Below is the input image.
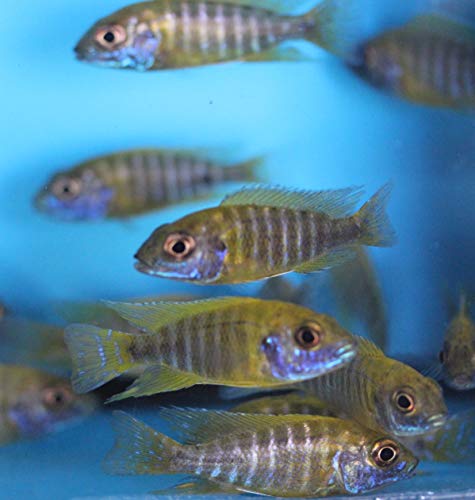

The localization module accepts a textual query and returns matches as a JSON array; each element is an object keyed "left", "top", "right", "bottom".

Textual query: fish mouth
[
  {"left": 448, "top": 374, "right": 475, "bottom": 390},
  {"left": 425, "top": 413, "right": 448, "bottom": 430}
]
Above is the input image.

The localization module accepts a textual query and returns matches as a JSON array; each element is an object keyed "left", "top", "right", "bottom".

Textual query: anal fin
[
  {"left": 294, "top": 246, "right": 357, "bottom": 274},
  {"left": 243, "top": 44, "right": 312, "bottom": 63},
  {"left": 151, "top": 477, "right": 236, "bottom": 495}
]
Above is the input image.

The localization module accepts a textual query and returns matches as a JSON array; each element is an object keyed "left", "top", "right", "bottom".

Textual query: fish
[
  {"left": 73, "top": 0, "right": 349, "bottom": 71},
  {"left": 297, "top": 336, "right": 448, "bottom": 437},
  {"left": 352, "top": 15, "right": 475, "bottom": 108},
  {"left": 438, "top": 292, "right": 475, "bottom": 390},
  {"left": 329, "top": 247, "right": 388, "bottom": 350},
  {"left": 0, "top": 317, "right": 70, "bottom": 374},
  {"left": 0, "top": 364, "right": 97, "bottom": 445},
  {"left": 64, "top": 296, "right": 357, "bottom": 401},
  {"left": 104, "top": 408, "right": 418, "bottom": 496},
  {"left": 35, "top": 149, "right": 261, "bottom": 220},
  {"left": 231, "top": 393, "right": 475, "bottom": 463},
  {"left": 134, "top": 183, "right": 396, "bottom": 284}
]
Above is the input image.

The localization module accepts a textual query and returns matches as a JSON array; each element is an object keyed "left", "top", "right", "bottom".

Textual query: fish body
[
  {"left": 439, "top": 293, "right": 475, "bottom": 390},
  {"left": 35, "top": 149, "right": 260, "bottom": 220},
  {"left": 134, "top": 184, "right": 395, "bottom": 284},
  {"left": 0, "top": 364, "right": 97, "bottom": 445},
  {"left": 231, "top": 394, "right": 475, "bottom": 464},
  {"left": 64, "top": 297, "right": 357, "bottom": 400},
  {"left": 105, "top": 409, "right": 418, "bottom": 496},
  {"left": 73, "top": 0, "right": 342, "bottom": 70},
  {"left": 354, "top": 15, "right": 475, "bottom": 108},
  {"left": 297, "top": 336, "right": 448, "bottom": 437}
]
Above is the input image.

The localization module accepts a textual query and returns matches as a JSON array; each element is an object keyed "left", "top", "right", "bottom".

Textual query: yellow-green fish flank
[
  {"left": 105, "top": 409, "right": 418, "bottom": 496},
  {"left": 35, "top": 149, "right": 260, "bottom": 220},
  {"left": 354, "top": 15, "right": 475, "bottom": 108},
  {"left": 73, "top": 0, "right": 344, "bottom": 70},
  {"left": 297, "top": 336, "right": 448, "bottom": 437},
  {"left": 64, "top": 297, "right": 357, "bottom": 400},
  {"left": 135, "top": 184, "right": 395, "bottom": 284},
  {"left": 0, "top": 364, "right": 97, "bottom": 445},
  {"left": 439, "top": 293, "right": 475, "bottom": 390}
]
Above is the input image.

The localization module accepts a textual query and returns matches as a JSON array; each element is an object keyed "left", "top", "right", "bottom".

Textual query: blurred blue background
[{"left": 1, "top": 0, "right": 475, "bottom": 498}]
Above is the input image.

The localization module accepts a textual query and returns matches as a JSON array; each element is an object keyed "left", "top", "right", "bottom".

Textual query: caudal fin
[
  {"left": 103, "top": 411, "right": 181, "bottom": 475},
  {"left": 224, "top": 156, "right": 265, "bottom": 183},
  {"left": 64, "top": 324, "right": 135, "bottom": 393},
  {"left": 356, "top": 183, "right": 396, "bottom": 247}
]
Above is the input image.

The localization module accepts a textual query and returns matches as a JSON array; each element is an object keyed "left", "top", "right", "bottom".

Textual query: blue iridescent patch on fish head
[
  {"left": 261, "top": 326, "right": 356, "bottom": 382},
  {"left": 135, "top": 225, "right": 228, "bottom": 282},
  {"left": 75, "top": 17, "right": 160, "bottom": 71},
  {"left": 336, "top": 441, "right": 418, "bottom": 494},
  {"left": 35, "top": 171, "right": 114, "bottom": 221}
]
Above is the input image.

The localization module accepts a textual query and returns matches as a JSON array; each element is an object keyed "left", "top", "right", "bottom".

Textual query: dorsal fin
[
  {"left": 401, "top": 14, "right": 475, "bottom": 43},
  {"left": 158, "top": 407, "right": 317, "bottom": 445},
  {"left": 221, "top": 184, "right": 363, "bottom": 218},
  {"left": 355, "top": 336, "right": 385, "bottom": 358},
  {"left": 103, "top": 297, "right": 258, "bottom": 333}
]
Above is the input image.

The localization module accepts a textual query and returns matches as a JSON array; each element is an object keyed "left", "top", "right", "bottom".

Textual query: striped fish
[
  {"left": 134, "top": 183, "right": 396, "bottom": 284},
  {"left": 73, "top": 0, "right": 346, "bottom": 70},
  {"left": 35, "top": 149, "right": 261, "bottom": 220},
  {"left": 64, "top": 296, "right": 357, "bottom": 400},
  {"left": 104, "top": 409, "right": 418, "bottom": 496},
  {"left": 354, "top": 14, "right": 475, "bottom": 108}
]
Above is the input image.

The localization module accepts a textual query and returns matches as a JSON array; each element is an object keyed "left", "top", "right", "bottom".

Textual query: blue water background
[{"left": 1, "top": 0, "right": 475, "bottom": 498}]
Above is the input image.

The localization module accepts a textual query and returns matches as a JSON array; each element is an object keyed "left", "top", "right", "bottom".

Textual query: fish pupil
[
  {"left": 397, "top": 394, "right": 411, "bottom": 409},
  {"left": 380, "top": 447, "right": 395, "bottom": 462},
  {"left": 301, "top": 329, "right": 315, "bottom": 344},
  {"left": 172, "top": 241, "right": 186, "bottom": 254},
  {"left": 104, "top": 32, "right": 115, "bottom": 43}
]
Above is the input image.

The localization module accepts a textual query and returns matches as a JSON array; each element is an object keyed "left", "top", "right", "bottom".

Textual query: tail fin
[
  {"left": 355, "top": 183, "right": 396, "bottom": 247},
  {"left": 103, "top": 411, "right": 181, "bottom": 475},
  {"left": 303, "top": 0, "right": 361, "bottom": 61},
  {"left": 224, "top": 156, "right": 265, "bottom": 183},
  {"left": 64, "top": 324, "right": 135, "bottom": 393}
]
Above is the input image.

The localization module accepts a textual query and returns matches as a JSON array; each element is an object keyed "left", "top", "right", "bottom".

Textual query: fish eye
[
  {"left": 372, "top": 439, "right": 399, "bottom": 467},
  {"left": 163, "top": 233, "right": 196, "bottom": 260},
  {"left": 42, "top": 387, "right": 72, "bottom": 409},
  {"left": 52, "top": 177, "right": 82, "bottom": 200},
  {"left": 294, "top": 323, "right": 322, "bottom": 349},
  {"left": 393, "top": 390, "right": 415, "bottom": 413},
  {"left": 95, "top": 25, "right": 127, "bottom": 48}
]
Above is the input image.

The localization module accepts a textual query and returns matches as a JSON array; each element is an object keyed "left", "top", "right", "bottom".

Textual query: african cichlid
[
  {"left": 438, "top": 292, "right": 475, "bottom": 390},
  {"left": 64, "top": 297, "right": 357, "bottom": 401},
  {"left": 35, "top": 149, "right": 261, "bottom": 220},
  {"left": 297, "top": 336, "right": 448, "bottom": 437},
  {"left": 134, "top": 183, "right": 396, "bottom": 284},
  {"left": 330, "top": 247, "right": 388, "bottom": 350},
  {"left": 231, "top": 394, "right": 475, "bottom": 464},
  {"left": 0, "top": 364, "right": 97, "bottom": 445},
  {"left": 104, "top": 408, "right": 418, "bottom": 496},
  {"left": 352, "top": 15, "right": 475, "bottom": 108},
  {"left": 74, "top": 0, "right": 347, "bottom": 71}
]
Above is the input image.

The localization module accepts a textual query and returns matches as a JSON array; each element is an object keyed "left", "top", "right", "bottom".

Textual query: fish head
[
  {"left": 375, "top": 364, "right": 448, "bottom": 436},
  {"left": 8, "top": 377, "right": 98, "bottom": 439},
  {"left": 35, "top": 170, "right": 114, "bottom": 220},
  {"left": 134, "top": 217, "right": 228, "bottom": 282},
  {"left": 74, "top": 6, "right": 162, "bottom": 71},
  {"left": 260, "top": 311, "right": 357, "bottom": 382},
  {"left": 337, "top": 436, "right": 418, "bottom": 494}
]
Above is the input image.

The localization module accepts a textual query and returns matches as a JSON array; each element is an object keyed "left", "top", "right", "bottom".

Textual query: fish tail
[
  {"left": 303, "top": 0, "right": 360, "bottom": 61},
  {"left": 64, "top": 324, "right": 135, "bottom": 393},
  {"left": 355, "top": 183, "right": 396, "bottom": 247},
  {"left": 103, "top": 411, "right": 182, "bottom": 475},
  {"left": 224, "top": 156, "right": 265, "bottom": 183}
]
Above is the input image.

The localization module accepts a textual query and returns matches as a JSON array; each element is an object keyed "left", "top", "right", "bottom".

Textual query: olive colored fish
[
  {"left": 74, "top": 0, "right": 348, "bottom": 71},
  {"left": 35, "top": 149, "right": 261, "bottom": 220},
  {"left": 64, "top": 297, "right": 357, "bottom": 401},
  {"left": 438, "top": 293, "right": 475, "bottom": 390},
  {"left": 0, "top": 364, "right": 97, "bottom": 445},
  {"left": 352, "top": 15, "right": 475, "bottom": 108},
  {"left": 0, "top": 317, "right": 70, "bottom": 374},
  {"left": 134, "top": 183, "right": 395, "bottom": 284},
  {"left": 104, "top": 408, "right": 418, "bottom": 496},
  {"left": 231, "top": 394, "right": 475, "bottom": 463},
  {"left": 330, "top": 247, "right": 388, "bottom": 350}
]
